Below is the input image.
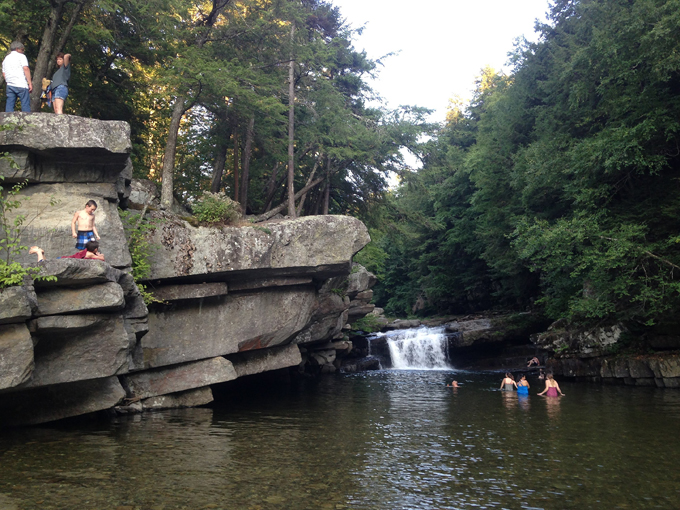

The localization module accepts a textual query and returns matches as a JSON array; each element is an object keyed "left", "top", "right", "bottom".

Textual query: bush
[{"left": 192, "top": 192, "right": 241, "bottom": 225}]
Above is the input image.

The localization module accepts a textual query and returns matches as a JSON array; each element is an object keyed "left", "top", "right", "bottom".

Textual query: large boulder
[
  {"left": 0, "top": 376, "right": 126, "bottom": 427},
  {"left": 0, "top": 113, "right": 130, "bottom": 163},
  {"left": 120, "top": 357, "right": 237, "bottom": 399},
  {"left": 140, "top": 287, "right": 316, "bottom": 369},
  {"left": 0, "top": 323, "right": 34, "bottom": 389},
  {"left": 145, "top": 214, "right": 370, "bottom": 281},
  {"left": 0, "top": 285, "right": 36, "bottom": 324},
  {"left": 22, "top": 315, "right": 131, "bottom": 388},
  {"left": 35, "top": 281, "right": 125, "bottom": 316},
  {"left": 230, "top": 344, "right": 302, "bottom": 378}
]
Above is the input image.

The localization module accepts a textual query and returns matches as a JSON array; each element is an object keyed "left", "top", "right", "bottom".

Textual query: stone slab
[
  {"left": 142, "top": 287, "right": 316, "bottom": 368},
  {"left": 0, "top": 113, "right": 131, "bottom": 161},
  {"left": 346, "top": 265, "right": 377, "bottom": 296},
  {"left": 0, "top": 285, "right": 36, "bottom": 324},
  {"left": 152, "top": 282, "right": 229, "bottom": 302},
  {"left": 0, "top": 150, "right": 123, "bottom": 184},
  {"left": 36, "top": 281, "right": 125, "bottom": 316},
  {"left": 230, "top": 344, "right": 302, "bottom": 378},
  {"left": 34, "top": 258, "right": 122, "bottom": 287},
  {"left": 28, "top": 314, "right": 108, "bottom": 334},
  {"left": 8, "top": 183, "right": 132, "bottom": 269},
  {"left": 657, "top": 357, "right": 680, "bottom": 378},
  {"left": 121, "top": 357, "right": 236, "bottom": 399},
  {"left": 0, "top": 376, "right": 126, "bottom": 427},
  {"left": 142, "top": 387, "right": 213, "bottom": 410},
  {"left": 145, "top": 214, "right": 369, "bottom": 280},
  {"left": 228, "top": 277, "right": 313, "bottom": 292},
  {"left": 22, "top": 315, "right": 130, "bottom": 388},
  {"left": 0, "top": 323, "right": 34, "bottom": 390}
]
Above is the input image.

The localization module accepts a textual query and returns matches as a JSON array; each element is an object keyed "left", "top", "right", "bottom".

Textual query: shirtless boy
[{"left": 71, "top": 200, "right": 100, "bottom": 250}]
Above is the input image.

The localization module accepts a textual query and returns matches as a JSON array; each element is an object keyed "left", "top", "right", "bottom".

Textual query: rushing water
[
  {"left": 379, "top": 326, "right": 451, "bottom": 370},
  {"left": 1, "top": 371, "right": 680, "bottom": 509}
]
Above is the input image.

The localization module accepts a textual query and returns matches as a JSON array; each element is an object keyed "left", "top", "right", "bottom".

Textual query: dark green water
[{"left": 1, "top": 371, "right": 679, "bottom": 510}]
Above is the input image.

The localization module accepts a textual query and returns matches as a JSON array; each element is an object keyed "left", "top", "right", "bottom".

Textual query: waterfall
[{"left": 381, "top": 326, "right": 451, "bottom": 370}]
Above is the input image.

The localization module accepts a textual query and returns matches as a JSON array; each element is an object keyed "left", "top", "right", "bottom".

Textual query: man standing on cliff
[{"left": 2, "top": 41, "right": 32, "bottom": 112}]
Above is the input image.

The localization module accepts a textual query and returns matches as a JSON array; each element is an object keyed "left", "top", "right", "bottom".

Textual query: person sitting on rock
[
  {"left": 29, "top": 241, "right": 105, "bottom": 262},
  {"left": 527, "top": 356, "right": 540, "bottom": 368}
]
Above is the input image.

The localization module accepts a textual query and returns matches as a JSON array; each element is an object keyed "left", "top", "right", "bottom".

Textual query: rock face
[
  {"left": 535, "top": 321, "right": 680, "bottom": 387},
  {"left": 0, "top": 324, "right": 34, "bottom": 389},
  {"left": 0, "top": 115, "right": 378, "bottom": 427},
  {"left": 145, "top": 212, "right": 370, "bottom": 281}
]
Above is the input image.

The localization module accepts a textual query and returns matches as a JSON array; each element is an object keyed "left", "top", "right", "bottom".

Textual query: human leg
[
  {"left": 5, "top": 86, "right": 18, "bottom": 111},
  {"left": 29, "top": 246, "right": 45, "bottom": 262},
  {"left": 17, "top": 87, "right": 30, "bottom": 112},
  {"left": 52, "top": 85, "right": 68, "bottom": 114}
]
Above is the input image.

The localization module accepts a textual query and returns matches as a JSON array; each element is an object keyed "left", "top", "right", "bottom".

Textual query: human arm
[
  {"left": 85, "top": 251, "right": 105, "bottom": 261},
  {"left": 71, "top": 211, "right": 79, "bottom": 237},
  {"left": 63, "top": 54, "right": 71, "bottom": 67},
  {"left": 537, "top": 382, "right": 548, "bottom": 395},
  {"left": 555, "top": 382, "right": 565, "bottom": 396},
  {"left": 23, "top": 66, "right": 32, "bottom": 92}
]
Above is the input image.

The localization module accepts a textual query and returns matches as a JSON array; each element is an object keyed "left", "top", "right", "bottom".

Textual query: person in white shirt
[{"left": 2, "top": 41, "right": 32, "bottom": 112}]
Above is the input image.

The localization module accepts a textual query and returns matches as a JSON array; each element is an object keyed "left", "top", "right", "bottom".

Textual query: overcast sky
[{"left": 332, "top": 0, "right": 551, "bottom": 122}]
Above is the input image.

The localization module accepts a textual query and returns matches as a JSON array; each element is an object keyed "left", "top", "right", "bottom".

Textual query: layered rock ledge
[{"left": 0, "top": 115, "right": 377, "bottom": 426}]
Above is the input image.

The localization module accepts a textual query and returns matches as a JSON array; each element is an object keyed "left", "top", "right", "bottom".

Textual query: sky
[{"left": 331, "top": 0, "right": 551, "bottom": 122}]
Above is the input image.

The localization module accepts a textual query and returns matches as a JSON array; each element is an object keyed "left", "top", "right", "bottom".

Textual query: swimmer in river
[
  {"left": 500, "top": 373, "right": 517, "bottom": 391},
  {"left": 446, "top": 380, "right": 459, "bottom": 388}
]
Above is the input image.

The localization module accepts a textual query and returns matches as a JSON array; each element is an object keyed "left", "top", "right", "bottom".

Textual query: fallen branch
[{"left": 251, "top": 176, "right": 325, "bottom": 223}]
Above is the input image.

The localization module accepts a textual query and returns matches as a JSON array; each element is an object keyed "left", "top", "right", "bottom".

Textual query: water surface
[{"left": 1, "top": 371, "right": 679, "bottom": 509}]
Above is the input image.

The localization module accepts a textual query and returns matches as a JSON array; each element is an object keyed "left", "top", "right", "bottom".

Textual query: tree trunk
[
  {"left": 239, "top": 115, "right": 255, "bottom": 210},
  {"left": 45, "top": 0, "right": 88, "bottom": 80},
  {"left": 323, "top": 177, "right": 330, "bottom": 215},
  {"left": 210, "top": 142, "right": 228, "bottom": 193},
  {"left": 286, "top": 22, "right": 296, "bottom": 218},
  {"left": 160, "top": 97, "right": 186, "bottom": 210},
  {"left": 262, "top": 162, "right": 280, "bottom": 212},
  {"left": 232, "top": 132, "right": 239, "bottom": 202},
  {"left": 264, "top": 170, "right": 287, "bottom": 213},
  {"left": 30, "top": 1, "right": 65, "bottom": 111},
  {"left": 296, "top": 156, "right": 321, "bottom": 216}
]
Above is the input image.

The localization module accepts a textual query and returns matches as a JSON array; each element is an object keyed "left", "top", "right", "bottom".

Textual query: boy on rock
[{"left": 71, "top": 200, "right": 100, "bottom": 250}]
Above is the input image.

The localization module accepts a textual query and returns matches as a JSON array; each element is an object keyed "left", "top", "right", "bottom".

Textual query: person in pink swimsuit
[{"left": 538, "top": 374, "right": 565, "bottom": 397}]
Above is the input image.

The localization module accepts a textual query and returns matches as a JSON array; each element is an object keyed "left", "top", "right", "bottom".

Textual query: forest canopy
[
  {"left": 0, "top": 0, "right": 429, "bottom": 217},
  {"left": 357, "top": 0, "right": 680, "bottom": 329}
]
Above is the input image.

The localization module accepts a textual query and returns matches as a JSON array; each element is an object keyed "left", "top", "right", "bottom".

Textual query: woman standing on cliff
[
  {"left": 538, "top": 374, "right": 565, "bottom": 397},
  {"left": 50, "top": 52, "right": 71, "bottom": 114}
]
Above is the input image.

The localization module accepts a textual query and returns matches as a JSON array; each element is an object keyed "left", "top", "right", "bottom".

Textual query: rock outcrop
[
  {"left": 0, "top": 114, "right": 378, "bottom": 426},
  {"left": 534, "top": 321, "right": 680, "bottom": 387}
]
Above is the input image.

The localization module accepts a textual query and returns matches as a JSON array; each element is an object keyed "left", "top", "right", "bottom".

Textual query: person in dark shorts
[
  {"left": 50, "top": 52, "right": 71, "bottom": 114},
  {"left": 71, "top": 200, "right": 100, "bottom": 250}
]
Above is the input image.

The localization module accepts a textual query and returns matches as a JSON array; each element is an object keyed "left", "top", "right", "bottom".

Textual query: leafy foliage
[
  {"left": 363, "top": 0, "right": 680, "bottom": 327},
  {"left": 192, "top": 191, "right": 241, "bottom": 225},
  {"left": 0, "top": 176, "right": 57, "bottom": 288},
  {"left": 119, "top": 209, "right": 163, "bottom": 305}
]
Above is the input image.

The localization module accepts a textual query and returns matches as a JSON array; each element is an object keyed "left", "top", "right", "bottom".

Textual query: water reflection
[
  {"left": 543, "top": 394, "right": 563, "bottom": 420},
  {"left": 517, "top": 394, "right": 531, "bottom": 412},
  {"left": 0, "top": 372, "right": 679, "bottom": 509}
]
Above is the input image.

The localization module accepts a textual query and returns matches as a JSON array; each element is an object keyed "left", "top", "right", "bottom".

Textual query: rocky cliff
[
  {"left": 0, "top": 113, "right": 376, "bottom": 426},
  {"left": 533, "top": 321, "right": 680, "bottom": 387}
]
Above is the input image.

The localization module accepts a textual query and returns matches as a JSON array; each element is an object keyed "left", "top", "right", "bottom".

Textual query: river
[{"left": 1, "top": 369, "right": 679, "bottom": 509}]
